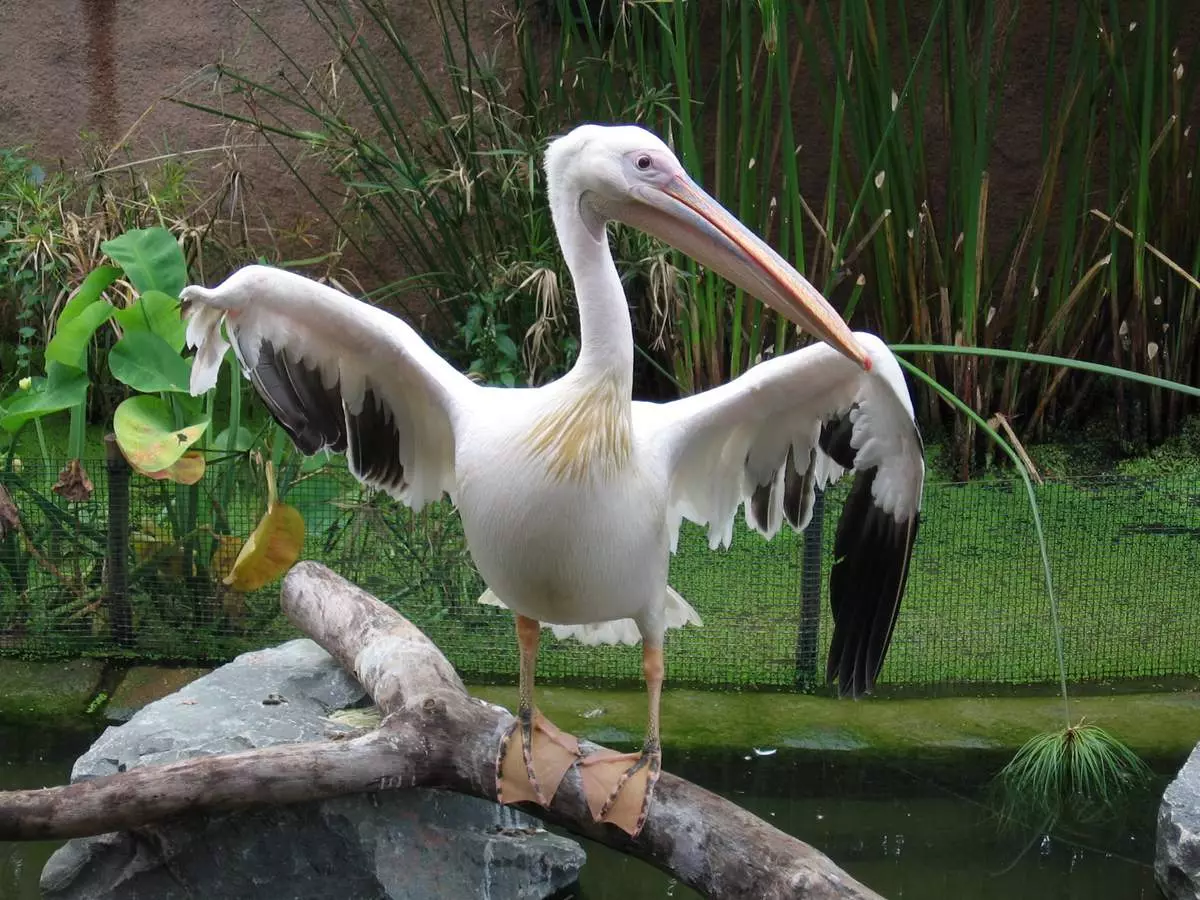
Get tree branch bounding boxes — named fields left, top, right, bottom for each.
left=0, top=561, right=885, bottom=900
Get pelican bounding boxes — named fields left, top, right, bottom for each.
left=181, top=123, right=924, bottom=836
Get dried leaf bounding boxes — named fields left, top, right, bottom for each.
left=223, top=503, right=305, bottom=592
left=52, top=460, right=94, bottom=502
left=133, top=451, right=206, bottom=485
left=113, top=395, right=208, bottom=474
left=0, top=484, right=20, bottom=539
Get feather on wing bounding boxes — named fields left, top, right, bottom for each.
left=181, top=265, right=474, bottom=507
left=642, top=332, right=924, bottom=697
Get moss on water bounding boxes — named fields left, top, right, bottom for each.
left=0, top=659, right=105, bottom=725
left=471, top=685, right=1200, bottom=759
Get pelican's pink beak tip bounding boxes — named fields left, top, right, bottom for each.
left=863, top=355, right=873, bottom=372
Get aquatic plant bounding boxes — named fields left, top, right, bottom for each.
left=899, top=344, right=1200, bottom=829
left=994, top=720, right=1151, bottom=829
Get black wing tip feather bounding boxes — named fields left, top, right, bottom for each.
left=246, top=337, right=407, bottom=494
left=249, top=338, right=347, bottom=455
left=825, top=468, right=920, bottom=699
left=819, top=406, right=859, bottom=470
left=747, top=447, right=818, bottom=536
left=347, top=386, right=406, bottom=493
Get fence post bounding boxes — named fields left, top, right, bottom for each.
left=794, top=488, right=825, bottom=689
left=104, top=434, right=135, bottom=647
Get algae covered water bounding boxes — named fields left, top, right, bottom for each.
left=0, top=729, right=1168, bottom=898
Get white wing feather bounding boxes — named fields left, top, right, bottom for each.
left=641, top=332, right=922, bottom=551
left=181, top=265, right=476, bottom=508
left=638, top=332, right=924, bottom=697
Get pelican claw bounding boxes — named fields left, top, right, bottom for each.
left=496, top=709, right=581, bottom=808
left=578, top=744, right=662, bottom=836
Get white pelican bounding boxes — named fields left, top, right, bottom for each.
left=181, top=123, right=924, bottom=836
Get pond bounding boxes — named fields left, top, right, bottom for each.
left=1, top=725, right=102, bottom=899
left=0, top=728, right=1171, bottom=899
left=568, top=750, right=1169, bottom=898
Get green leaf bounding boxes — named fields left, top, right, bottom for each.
left=0, top=363, right=89, bottom=432
left=212, top=425, right=255, bottom=454
left=46, top=299, right=114, bottom=370
left=889, top=344, right=1200, bottom=399
left=58, top=266, right=121, bottom=328
left=108, top=332, right=192, bottom=393
left=495, top=333, right=519, bottom=360
left=113, top=395, right=208, bottom=472
left=113, top=290, right=186, bottom=352
left=101, top=227, right=187, bottom=297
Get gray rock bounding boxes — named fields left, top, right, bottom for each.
left=41, top=639, right=585, bottom=899
left=1157, top=742, right=1200, bottom=900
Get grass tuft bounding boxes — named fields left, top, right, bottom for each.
left=994, top=721, right=1152, bottom=831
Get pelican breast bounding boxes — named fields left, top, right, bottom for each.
left=524, top=372, right=632, bottom=483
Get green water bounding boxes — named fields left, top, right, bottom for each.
left=567, top=752, right=1168, bottom=898
left=1, top=732, right=1170, bottom=899
left=1, top=726, right=101, bottom=899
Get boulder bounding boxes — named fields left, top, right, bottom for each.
left=1157, top=742, right=1200, bottom=900
left=40, top=639, right=585, bottom=899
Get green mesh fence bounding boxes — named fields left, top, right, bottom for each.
left=1, top=457, right=1197, bottom=691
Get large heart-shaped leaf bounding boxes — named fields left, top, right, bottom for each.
left=0, top=363, right=89, bottom=432
left=113, top=396, right=208, bottom=472
left=109, top=332, right=192, bottom=393
left=58, top=266, right=121, bottom=327
left=46, top=265, right=122, bottom=370
left=113, top=290, right=186, bottom=351
left=211, top=425, right=255, bottom=455
left=101, top=227, right=187, bottom=298
left=46, top=298, right=115, bottom=370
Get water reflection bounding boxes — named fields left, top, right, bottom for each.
left=566, top=751, right=1167, bottom=899
left=1, top=726, right=101, bottom=900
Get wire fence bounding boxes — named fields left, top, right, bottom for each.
left=1, top=455, right=1197, bottom=692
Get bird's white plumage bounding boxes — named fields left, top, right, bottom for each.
left=184, top=266, right=468, bottom=508
left=479, top=585, right=702, bottom=646
left=644, top=332, right=923, bottom=552
left=181, top=123, right=923, bottom=700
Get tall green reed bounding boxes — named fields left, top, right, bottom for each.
left=179, top=0, right=679, bottom=387
left=183, top=0, right=1199, bottom=452
left=796, top=0, right=1198, bottom=472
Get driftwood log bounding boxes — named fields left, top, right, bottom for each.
left=0, top=561, right=884, bottom=900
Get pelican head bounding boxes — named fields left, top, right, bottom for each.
left=545, top=124, right=870, bottom=371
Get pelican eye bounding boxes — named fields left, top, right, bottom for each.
left=636, top=154, right=653, bottom=171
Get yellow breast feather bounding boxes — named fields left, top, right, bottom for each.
left=525, top=375, right=632, bottom=483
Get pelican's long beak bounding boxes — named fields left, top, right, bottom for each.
left=620, top=173, right=870, bottom=371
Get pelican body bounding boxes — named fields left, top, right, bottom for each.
left=182, top=124, right=924, bottom=835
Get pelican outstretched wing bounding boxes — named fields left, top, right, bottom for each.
left=639, top=332, right=924, bottom=697
left=182, top=265, right=476, bottom=507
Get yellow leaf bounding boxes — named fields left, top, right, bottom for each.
left=223, top=502, right=305, bottom=592
left=113, top=396, right=208, bottom=473
left=210, top=533, right=242, bottom=579
left=133, top=451, right=206, bottom=485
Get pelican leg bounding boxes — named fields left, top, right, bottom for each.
left=496, top=614, right=581, bottom=807
left=578, top=643, right=664, bottom=836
